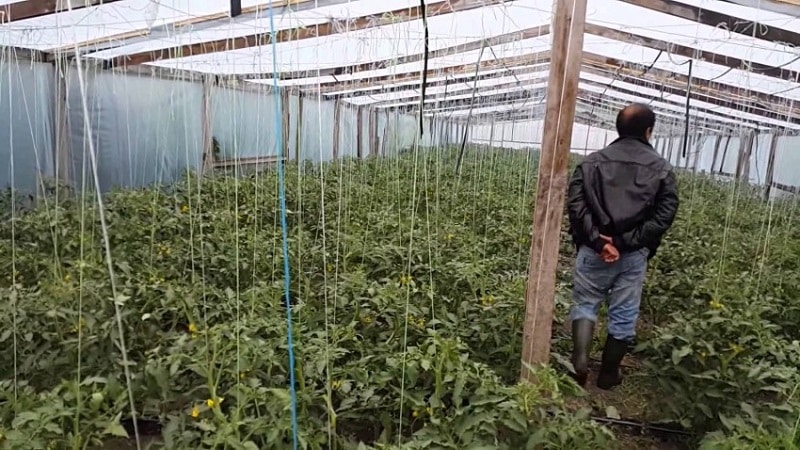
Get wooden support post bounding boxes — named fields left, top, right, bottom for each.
left=717, top=134, right=732, bottom=174
left=489, top=117, right=496, bottom=149
left=296, top=93, right=304, bottom=162
left=665, top=137, right=673, bottom=164
left=52, top=58, right=72, bottom=186
left=763, top=132, right=779, bottom=200
left=380, top=111, right=390, bottom=156
left=332, top=100, right=342, bottom=160
left=688, top=132, right=701, bottom=172
left=356, top=106, right=364, bottom=158
left=583, top=123, right=591, bottom=156
left=428, top=116, right=435, bottom=146
left=709, top=134, right=723, bottom=174
left=281, top=89, right=290, bottom=160
left=736, top=130, right=755, bottom=182
left=521, top=0, right=587, bottom=380
left=368, top=108, right=378, bottom=157
left=201, top=76, right=214, bottom=173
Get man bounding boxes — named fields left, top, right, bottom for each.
left=566, top=103, right=679, bottom=390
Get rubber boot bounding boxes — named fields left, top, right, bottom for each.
left=596, top=335, right=630, bottom=390
left=570, top=319, right=595, bottom=387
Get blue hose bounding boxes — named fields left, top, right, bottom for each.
left=266, top=1, right=299, bottom=448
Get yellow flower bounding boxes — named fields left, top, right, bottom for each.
left=709, top=298, right=724, bottom=310
left=426, top=406, right=433, bottom=416
left=331, top=380, right=342, bottom=390
left=206, top=398, right=216, bottom=408
left=412, top=410, right=419, bottom=418
left=181, top=205, right=189, bottom=213
left=445, top=233, right=454, bottom=241
left=360, top=315, right=373, bottom=325
left=480, top=295, right=495, bottom=306
left=190, top=406, right=200, bottom=418
left=326, top=264, right=334, bottom=273
left=729, top=343, right=744, bottom=355
left=64, top=273, right=71, bottom=282
left=188, top=323, right=198, bottom=334
left=239, top=371, right=249, bottom=380
left=400, top=275, right=413, bottom=286
left=71, top=318, right=87, bottom=333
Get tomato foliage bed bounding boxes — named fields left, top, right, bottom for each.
left=0, top=148, right=799, bottom=449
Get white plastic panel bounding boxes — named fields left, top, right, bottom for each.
left=0, top=60, right=54, bottom=193
left=772, top=135, right=800, bottom=188
left=211, top=86, right=284, bottom=160
left=66, top=68, right=204, bottom=191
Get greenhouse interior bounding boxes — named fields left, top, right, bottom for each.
left=1, top=0, right=800, bottom=449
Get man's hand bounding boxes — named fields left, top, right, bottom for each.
left=599, top=234, right=619, bottom=263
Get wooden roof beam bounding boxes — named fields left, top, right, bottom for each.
left=322, top=62, right=550, bottom=100
left=375, top=71, right=780, bottom=129
left=242, top=24, right=550, bottom=81
left=0, top=0, right=124, bottom=22
left=451, top=102, right=606, bottom=126
left=585, top=23, right=800, bottom=83
left=299, top=50, right=552, bottom=94
left=582, top=52, right=800, bottom=122
left=576, top=73, right=790, bottom=129
left=428, top=89, right=758, bottom=133
left=721, top=0, right=800, bottom=17
left=106, top=0, right=507, bottom=68
left=387, top=87, right=547, bottom=113
left=579, top=90, right=762, bottom=132
left=365, top=75, right=550, bottom=109
left=410, top=88, right=550, bottom=114
left=616, top=0, right=800, bottom=47
left=579, top=63, right=799, bottom=125
left=424, top=89, right=759, bottom=131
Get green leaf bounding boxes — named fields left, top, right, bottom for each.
left=671, top=346, right=693, bottom=365
left=103, top=422, right=129, bottom=438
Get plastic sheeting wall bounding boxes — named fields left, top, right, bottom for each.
left=67, top=69, right=204, bottom=192
left=653, top=131, right=800, bottom=197
left=772, top=135, right=800, bottom=189
left=0, top=61, right=54, bottom=193
left=212, top=87, right=296, bottom=161
left=467, top=119, right=615, bottom=153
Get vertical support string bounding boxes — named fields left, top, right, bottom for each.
left=267, top=1, right=299, bottom=449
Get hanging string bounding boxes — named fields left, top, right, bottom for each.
left=267, top=1, right=299, bottom=449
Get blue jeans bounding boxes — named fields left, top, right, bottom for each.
left=569, top=245, right=649, bottom=342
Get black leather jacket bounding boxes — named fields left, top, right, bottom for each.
left=567, top=136, right=679, bottom=258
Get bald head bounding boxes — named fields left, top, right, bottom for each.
left=616, top=103, right=656, bottom=141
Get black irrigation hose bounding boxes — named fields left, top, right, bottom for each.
left=418, top=0, right=430, bottom=137
left=682, top=59, right=693, bottom=158
left=590, top=415, right=693, bottom=437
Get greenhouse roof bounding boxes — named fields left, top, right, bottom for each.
left=1, top=0, right=800, bottom=132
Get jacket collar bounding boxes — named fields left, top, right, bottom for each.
left=609, top=136, right=656, bottom=152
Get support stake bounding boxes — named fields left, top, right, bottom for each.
left=520, top=0, right=587, bottom=381
left=201, top=76, right=214, bottom=173
left=764, top=132, right=780, bottom=200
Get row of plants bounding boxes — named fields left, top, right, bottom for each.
left=0, top=146, right=799, bottom=448
left=638, top=175, right=800, bottom=441
left=0, top=149, right=614, bottom=449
